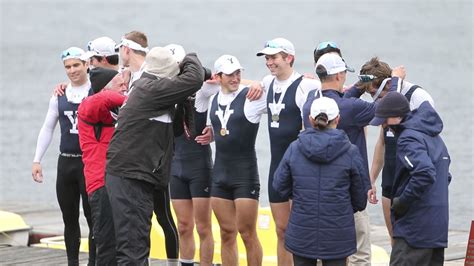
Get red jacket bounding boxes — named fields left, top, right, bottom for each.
left=78, top=90, right=126, bottom=195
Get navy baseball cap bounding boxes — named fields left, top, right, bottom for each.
left=370, top=92, right=410, bottom=126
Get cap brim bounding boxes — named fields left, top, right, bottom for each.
left=369, top=116, right=387, bottom=126
left=346, top=66, right=355, bottom=73
left=220, top=66, right=244, bottom=75
left=256, top=47, right=283, bottom=56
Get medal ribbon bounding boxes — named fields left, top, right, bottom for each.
left=215, top=92, right=235, bottom=135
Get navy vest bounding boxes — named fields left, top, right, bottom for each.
left=174, top=110, right=211, bottom=158
left=267, top=76, right=303, bottom=178
left=210, top=87, right=259, bottom=185
left=58, top=89, right=92, bottom=154
left=382, top=85, right=420, bottom=190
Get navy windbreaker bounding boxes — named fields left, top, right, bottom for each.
left=392, top=101, right=452, bottom=248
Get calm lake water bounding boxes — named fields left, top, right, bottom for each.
left=0, top=0, right=472, bottom=231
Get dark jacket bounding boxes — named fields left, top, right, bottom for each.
left=273, top=127, right=368, bottom=260
left=106, top=53, right=205, bottom=188
left=392, top=101, right=452, bottom=248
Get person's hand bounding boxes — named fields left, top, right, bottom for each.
left=368, top=183, right=378, bottom=204
left=195, top=126, right=214, bottom=145
left=391, top=66, right=406, bottom=80
left=32, top=162, right=43, bottom=183
left=246, top=82, right=263, bottom=101
left=391, top=197, right=409, bottom=217
left=53, top=82, right=68, bottom=96
left=303, top=73, right=316, bottom=79
left=205, top=73, right=219, bottom=85
left=121, top=69, right=132, bottom=88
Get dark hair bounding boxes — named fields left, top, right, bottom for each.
left=314, top=46, right=342, bottom=64
left=315, top=113, right=329, bottom=130
left=105, top=55, right=119, bottom=65
left=357, top=57, right=392, bottom=90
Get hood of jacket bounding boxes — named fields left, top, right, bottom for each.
left=401, top=101, right=443, bottom=137
left=297, top=127, right=352, bottom=163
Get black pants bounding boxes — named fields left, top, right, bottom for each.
left=89, top=187, right=116, bottom=266
left=56, top=156, right=95, bottom=265
left=153, top=187, right=179, bottom=259
left=293, top=254, right=347, bottom=266
left=106, top=174, right=154, bottom=265
left=390, top=237, right=444, bottom=266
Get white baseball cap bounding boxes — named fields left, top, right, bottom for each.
left=310, top=96, right=340, bottom=120
left=87, top=36, right=117, bottom=57
left=315, top=53, right=354, bottom=75
left=164, top=44, right=186, bottom=64
left=61, top=46, right=88, bottom=61
left=214, top=55, right=244, bottom=75
left=256, top=37, right=295, bottom=56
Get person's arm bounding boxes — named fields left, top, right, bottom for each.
left=343, top=84, right=365, bottom=99
left=272, top=144, right=294, bottom=199
left=100, top=90, right=127, bottom=123
left=392, top=133, right=437, bottom=216
left=351, top=98, right=376, bottom=127
left=148, top=53, right=205, bottom=107
left=389, top=66, right=406, bottom=93
left=32, top=96, right=59, bottom=183
left=244, top=85, right=268, bottom=123
left=350, top=146, right=369, bottom=212
left=195, top=94, right=216, bottom=145
left=368, top=127, right=385, bottom=204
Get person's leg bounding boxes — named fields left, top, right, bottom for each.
left=89, top=187, right=116, bottom=266
left=106, top=174, right=154, bottom=265
left=192, top=197, right=213, bottom=266
left=269, top=169, right=293, bottom=266
left=171, top=199, right=196, bottom=265
left=292, top=253, right=317, bottom=266
left=235, top=198, right=262, bottom=266
left=270, top=201, right=292, bottom=266
left=348, top=209, right=371, bottom=265
left=56, top=156, right=81, bottom=266
left=430, top=247, right=445, bottom=266
left=153, top=187, right=179, bottom=259
left=322, top=258, right=347, bottom=266
left=211, top=196, right=238, bottom=266
left=390, top=237, right=433, bottom=266
left=75, top=158, right=95, bottom=265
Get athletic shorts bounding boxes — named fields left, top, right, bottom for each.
left=170, top=174, right=211, bottom=199
left=211, top=182, right=260, bottom=200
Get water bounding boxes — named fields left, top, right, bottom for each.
left=0, top=0, right=472, bottom=231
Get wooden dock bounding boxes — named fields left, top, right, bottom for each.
left=0, top=202, right=468, bottom=265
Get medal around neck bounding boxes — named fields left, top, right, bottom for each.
left=220, top=128, right=227, bottom=136
left=271, top=114, right=279, bottom=122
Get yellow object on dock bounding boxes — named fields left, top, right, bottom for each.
left=0, top=210, right=31, bottom=246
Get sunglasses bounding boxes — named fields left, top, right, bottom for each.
left=358, top=74, right=378, bottom=83
left=316, top=41, right=339, bottom=51
left=61, top=47, right=84, bottom=60
left=264, top=40, right=282, bottom=49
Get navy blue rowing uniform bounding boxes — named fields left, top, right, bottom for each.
left=171, top=110, right=213, bottom=199
left=210, top=87, right=261, bottom=200
left=267, top=76, right=303, bottom=203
